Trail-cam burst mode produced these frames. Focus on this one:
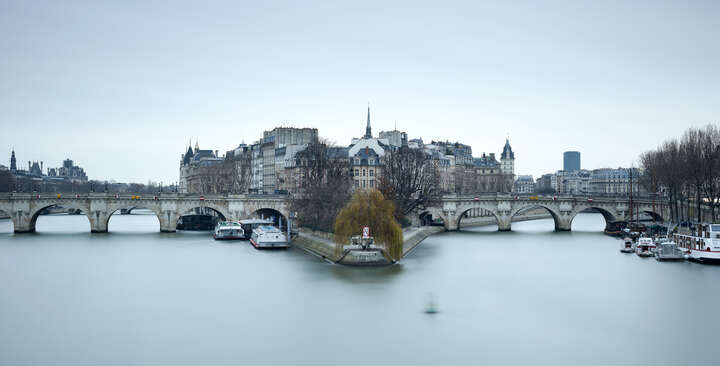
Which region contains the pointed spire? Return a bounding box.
[10,149,16,171]
[364,103,372,139]
[194,139,199,153]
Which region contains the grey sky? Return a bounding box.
[1,0,718,184]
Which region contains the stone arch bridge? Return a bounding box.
[0,193,290,233]
[420,194,671,232]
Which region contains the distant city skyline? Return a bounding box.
[2,0,718,183]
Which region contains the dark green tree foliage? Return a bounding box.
[333,189,403,260]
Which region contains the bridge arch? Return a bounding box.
[105,203,163,232]
[509,203,565,231]
[456,206,501,231]
[419,208,447,227]
[251,208,288,228]
[29,202,92,233]
[640,210,665,222]
[568,206,618,232]
[175,205,229,231]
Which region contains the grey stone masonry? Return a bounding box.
[0,193,290,233]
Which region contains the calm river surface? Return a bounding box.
[1,212,719,366]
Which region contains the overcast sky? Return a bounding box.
[1,0,718,184]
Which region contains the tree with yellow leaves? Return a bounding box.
[333,189,403,260]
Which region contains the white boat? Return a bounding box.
[672,223,720,264]
[620,237,634,253]
[635,237,655,257]
[239,218,274,239]
[250,226,289,249]
[213,221,244,240]
[655,240,685,261]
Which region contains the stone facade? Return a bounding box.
[514,175,535,193]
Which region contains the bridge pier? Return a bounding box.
[159,211,180,233]
[497,217,512,231]
[11,212,35,233]
[554,219,572,231]
[444,213,458,231]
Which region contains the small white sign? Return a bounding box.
[362,226,370,238]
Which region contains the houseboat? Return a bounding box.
[250,226,289,249]
[635,237,655,257]
[672,223,720,264]
[239,218,274,240]
[213,221,244,240]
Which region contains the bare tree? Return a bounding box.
[379,146,441,219]
[640,124,720,222]
[223,151,252,194]
[290,142,352,232]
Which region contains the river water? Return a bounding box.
[1,212,718,366]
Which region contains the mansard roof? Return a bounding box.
[474,155,500,168]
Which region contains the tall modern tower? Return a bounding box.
[563,151,580,172]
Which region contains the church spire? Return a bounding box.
[10,149,16,171]
[364,104,372,139]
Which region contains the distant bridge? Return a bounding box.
[419,194,675,231]
[0,193,290,233]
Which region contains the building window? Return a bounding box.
[362,169,366,176]
[369,158,374,165]
[362,180,366,188]
[354,169,359,176]
[370,180,374,188]
[355,181,359,188]
[370,169,374,176]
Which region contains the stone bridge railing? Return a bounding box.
[0,192,291,233]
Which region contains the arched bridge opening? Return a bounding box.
[107,206,161,233]
[252,208,288,230]
[176,207,227,231]
[456,207,500,232]
[509,205,561,232]
[640,210,664,223]
[31,203,91,234]
[419,210,445,227]
[571,207,617,232]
